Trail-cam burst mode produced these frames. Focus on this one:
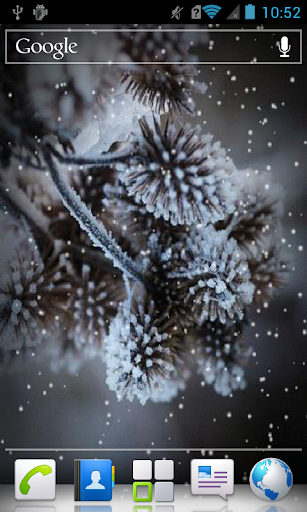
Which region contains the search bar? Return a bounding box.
[5,29,302,65]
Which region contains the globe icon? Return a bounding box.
[250,458,293,501]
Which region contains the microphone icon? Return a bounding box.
[278,36,291,58]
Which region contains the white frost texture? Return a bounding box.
[105,298,176,405]
[168,227,255,324]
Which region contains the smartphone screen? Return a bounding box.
[0,8,306,511]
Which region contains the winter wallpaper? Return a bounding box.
[0,25,306,484]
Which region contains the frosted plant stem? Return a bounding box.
[48,145,132,167]
[45,152,145,285]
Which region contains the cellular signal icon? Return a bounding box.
[202,4,222,18]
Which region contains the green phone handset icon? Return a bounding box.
[19,465,53,495]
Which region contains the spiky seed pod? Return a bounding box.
[196,320,250,397]
[119,29,206,114]
[122,65,204,115]
[0,240,73,350]
[102,182,190,254]
[117,117,238,227]
[68,263,126,351]
[249,245,289,304]
[105,289,182,405]
[221,172,284,257]
[166,227,255,324]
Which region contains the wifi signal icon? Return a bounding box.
[202,4,222,18]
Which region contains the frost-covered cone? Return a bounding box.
[0,240,72,350]
[222,171,284,257]
[68,263,125,350]
[119,29,206,114]
[105,290,181,405]
[167,227,255,324]
[102,181,189,254]
[122,64,205,115]
[249,244,289,304]
[118,117,238,226]
[196,320,250,397]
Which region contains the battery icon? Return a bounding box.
[245,4,255,19]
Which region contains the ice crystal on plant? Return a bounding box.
[167,227,255,324]
[118,117,238,226]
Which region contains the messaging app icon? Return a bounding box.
[191,459,234,500]
[15,459,56,500]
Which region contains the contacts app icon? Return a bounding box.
[74,460,115,502]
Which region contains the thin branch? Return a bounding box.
[48,144,132,167]
[45,152,146,285]
[11,153,47,171]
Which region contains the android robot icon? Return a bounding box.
[33,4,48,20]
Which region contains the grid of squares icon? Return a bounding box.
[133,459,174,503]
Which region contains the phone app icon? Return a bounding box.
[15,459,56,500]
